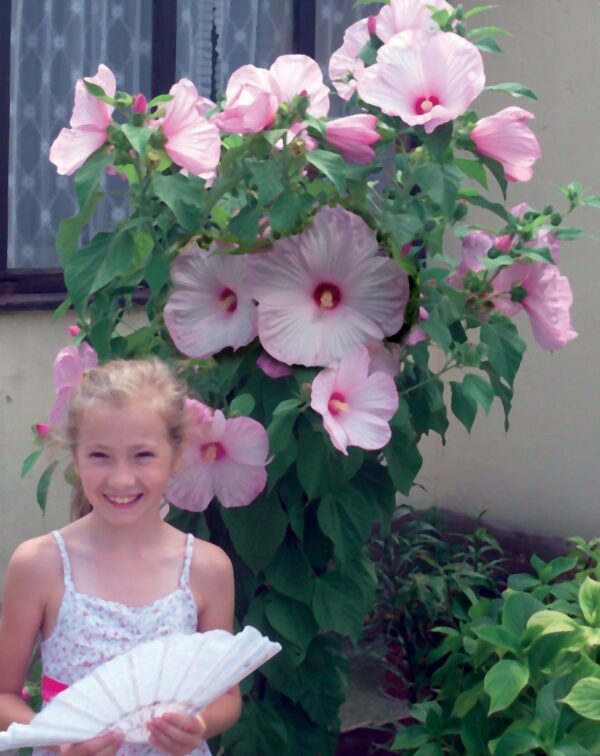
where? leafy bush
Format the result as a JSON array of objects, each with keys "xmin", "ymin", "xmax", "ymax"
[
  {"xmin": 392, "ymin": 538, "xmax": 600, "ymax": 755},
  {"xmin": 364, "ymin": 506, "xmax": 505, "ymax": 699}
]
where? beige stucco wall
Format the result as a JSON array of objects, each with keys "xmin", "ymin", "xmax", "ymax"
[
  {"xmin": 416, "ymin": 0, "xmax": 600, "ymax": 535},
  {"xmin": 1, "ymin": 0, "xmax": 599, "ymax": 581},
  {"xmin": 0, "ymin": 313, "xmax": 72, "ymax": 576}
]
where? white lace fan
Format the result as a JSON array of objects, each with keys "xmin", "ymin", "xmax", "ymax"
[{"xmin": 0, "ymin": 626, "xmax": 281, "ymax": 749}]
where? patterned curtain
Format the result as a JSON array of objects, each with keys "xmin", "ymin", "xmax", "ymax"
[{"xmin": 8, "ymin": 0, "xmax": 375, "ymax": 268}]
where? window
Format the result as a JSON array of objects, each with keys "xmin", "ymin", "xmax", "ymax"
[{"xmin": 1, "ymin": 0, "xmax": 374, "ymax": 310}]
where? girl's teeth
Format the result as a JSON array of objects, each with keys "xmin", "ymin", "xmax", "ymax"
[{"xmin": 109, "ymin": 495, "xmax": 138, "ymax": 504}]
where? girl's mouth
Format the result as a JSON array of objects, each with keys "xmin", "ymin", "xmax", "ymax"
[{"xmin": 104, "ymin": 494, "xmax": 143, "ymax": 509}]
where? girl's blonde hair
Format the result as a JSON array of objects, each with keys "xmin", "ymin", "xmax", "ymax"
[{"xmin": 64, "ymin": 358, "xmax": 188, "ymax": 521}]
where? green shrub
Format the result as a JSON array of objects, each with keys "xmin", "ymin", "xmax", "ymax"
[{"xmin": 393, "ymin": 538, "xmax": 600, "ymax": 755}]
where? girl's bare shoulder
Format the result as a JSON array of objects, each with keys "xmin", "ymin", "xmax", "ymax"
[
  {"xmin": 189, "ymin": 536, "xmax": 233, "ymax": 587},
  {"xmin": 4, "ymin": 533, "xmax": 62, "ymax": 596}
]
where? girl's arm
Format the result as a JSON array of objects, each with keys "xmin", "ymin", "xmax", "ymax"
[
  {"xmin": 0, "ymin": 539, "xmax": 49, "ymax": 729},
  {"xmin": 148, "ymin": 541, "xmax": 242, "ymax": 753}
]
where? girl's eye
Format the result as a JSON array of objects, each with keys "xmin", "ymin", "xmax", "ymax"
[
  {"xmin": 89, "ymin": 452, "xmax": 108, "ymax": 459},
  {"xmin": 136, "ymin": 451, "xmax": 155, "ymax": 459}
]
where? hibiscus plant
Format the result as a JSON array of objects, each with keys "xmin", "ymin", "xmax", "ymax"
[{"xmin": 29, "ymin": 0, "xmax": 598, "ymax": 753}]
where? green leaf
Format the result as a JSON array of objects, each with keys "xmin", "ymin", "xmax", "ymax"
[
  {"xmin": 220, "ymin": 493, "xmax": 288, "ymax": 574},
  {"xmin": 425, "ymin": 121, "xmax": 453, "ymax": 161},
  {"xmin": 121, "ymin": 123, "xmax": 154, "ymax": 156},
  {"xmin": 64, "ymin": 230, "xmax": 136, "ymax": 313},
  {"xmin": 502, "ymin": 591, "xmax": 545, "ymax": 635},
  {"xmin": 295, "ymin": 421, "xmax": 363, "ymax": 499},
  {"xmin": 267, "ymin": 398, "xmax": 303, "ymax": 455},
  {"xmin": 312, "ymin": 571, "xmax": 369, "ymax": 642},
  {"xmin": 414, "ymin": 162, "xmax": 463, "ymax": 217},
  {"xmin": 56, "ymin": 192, "xmax": 104, "ymax": 266},
  {"xmin": 250, "ymin": 161, "xmax": 284, "ymax": 204},
  {"xmin": 382, "ymin": 207, "xmax": 423, "ymax": 254},
  {"xmin": 221, "ymin": 699, "xmax": 289, "ymax": 756},
  {"xmin": 450, "ymin": 380, "xmax": 477, "ymax": 432},
  {"xmin": 144, "ymin": 254, "xmax": 171, "ymax": 298},
  {"xmin": 228, "ymin": 202, "xmax": 262, "ymax": 243},
  {"xmin": 317, "ymin": 486, "xmax": 374, "ymax": 566},
  {"xmin": 391, "ymin": 725, "xmax": 431, "ymax": 749},
  {"xmin": 296, "ymin": 636, "xmax": 348, "ymax": 727},
  {"xmin": 384, "ymin": 404, "xmax": 423, "ymax": 495},
  {"xmin": 268, "ymin": 189, "xmax": 305, "ymax": 236},
  {"xmin": 486, "ymin": 82, "xmax": 538, "ymax": 100},
  {"xmin": 493, "ymin": 728, "xmax": 543, "ymax": 756},
  {"xmin": 484, "ymin": 659, "xmax": 529, "ymax": 714},
  {"xmin": 152, "ymin": 172, "xmax": 206, "ymax": 230},
  {"xmin": 421, "ymin": 314, "xmax": 452, "ymax": 350},
  {"xmin": 480, "ymin": 316, "xmax": 526, "ymax": 385},
  {"xmin": 474, "ymin": 35, "xmax": 503, "ymax": 53},
  {"xmin": 74, "ymin": 149, "xmax": 113, "ymax": 210},
  {"xmin": 472, "ymin": 625, "xmax": 520, "ymax": 654},
  {"xmin": 452, "ymin": 372, "xmax": 496, "ymax": 429},
  {"xmin": 464, "ymin": 5, "xmax": 498, "ymax": 20},
  {"xmin": 265, "ymin": 592, "xmax": 318, "ymax": 651},
  {"xmin": 553, "ymin": 226, "xmax": 585, "ymax": 241},
  {"xmin": 454, "ymin": 157, "xmax": 488, "ymax": 189},
  {"xmin": 21, "ymin": 449, "xmax": 43, "ymax": 478},
  {"xmin": 579, "ymin": 577, "xmax": 600, "ymax": 626},
  {"xmin": 305, "ymin": 150, "xmax": 346, "ymax": 192},
  {"xmin": 580, "ymin": 195, "xmax": 600, "ymax": 208},
  {"xmin": 37, "ymin": 461, "xmax": 59, "ymax": 513},
  {"xmin": 264, "ymin": 539, "xmax": 314, "ymax": 604},
  {"xmin": 459, "ymin": 187, "xmax": 512, "ymax": 222},
  {"xmin": 562, "ymin": 678, "xmax": 600, "ymax": 720},
  {"xmin": 229, "ymin": 393, "xmax": 256, "ymax": 417},
  {"xmin": 479, "ymin": 154, "xmax": 508, "ymax": 198}
]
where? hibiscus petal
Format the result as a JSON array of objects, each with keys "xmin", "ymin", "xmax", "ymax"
[
  {"xmin": 49, "ymin": 126, "xmax": 108, "ymax": 175},
  {"xmin": 213, "ymin": 459, "xmax": 267, "ymax": 508},
  {"xmin": 70, "ymin": 64, "xmax": 116, "ymax": 129}
]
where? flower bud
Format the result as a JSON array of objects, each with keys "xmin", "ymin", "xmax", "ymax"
[
  {"xmin": 35, "ymin": 422, "xmax": 52, "ymax": 439},
  {"xmin": 367, "ymin": 15, "xmax": 378, "ymax": 37},
  {"xmin": 551, "ymin": 212, "xmax": 562, "ymax": 226},
  {"xmin": 132, "ymin": 93, "xmax": 148, "ymax": 114},
  {"xmin": 68, "ymin": 325, "xmax": 81, "ymax": 337}
]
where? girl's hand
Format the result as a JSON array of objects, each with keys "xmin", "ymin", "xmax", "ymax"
[
  {"xmin": 56, "ymin": 730, "xmax": 124, "ymax": 756},
  {"xmin": 147, "ymin": 711, "xmax": 207, "ymax": 755}
]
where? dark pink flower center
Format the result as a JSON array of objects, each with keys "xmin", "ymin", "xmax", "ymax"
[
  {"xmin": 415, "ymin": 95, "xmax": 440, "ymax": 115},
  {"xmin": 328, "ymin": 391, "xmax": 350, "ymax": 416},
  {"xmin": 218, "ymin": 287, "xmax": 238, "ymax": 313},
  {"xmin": 313, "ymin": 282, "xmax": 342, "ymax": 310},
  {"xmin": 201, "ymin": 442, "xmax": 225, "ymax": 462}
]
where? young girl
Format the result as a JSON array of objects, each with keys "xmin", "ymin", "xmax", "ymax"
[{"xmin": 0, "ymin": 358, "xmax": 242, "ymax": 755}]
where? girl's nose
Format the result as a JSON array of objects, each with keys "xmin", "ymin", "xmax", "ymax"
[{"xmin": 109, "ymin": 463, "xmax": 136, "ymax": 488}]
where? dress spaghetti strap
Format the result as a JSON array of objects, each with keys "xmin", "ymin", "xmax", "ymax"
[
  {"xmin": 179, "ymin": 533, "xmax": 195, "ymax": 589},
  {"xmin": 51, "ymin": 530, "xmax": 74, "ymax": 591}
]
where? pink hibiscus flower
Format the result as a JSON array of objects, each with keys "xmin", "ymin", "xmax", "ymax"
[
  {"xmin": 166, "ymin": 409, "xmax": 268, "ymax": 510},
  {"xmin": 248, "ymin": 206, "xmax": 409, "ymax": 367},
  {"xmin": 49, "ymin": 64, "xmax": 116, "ymax": 175},
  {"xmin": 164, "ymin": 240, "xmax": 258, "ymax": 359},
  {"xmin": 311, "ymin": 345, "xmax": 399, "ymax": 455},
  {"xmin": 214, "ymin": 55, "xmax": 330, "ymax": 134},
  {"xmin": 257, "ymin": 353, "xmax": 293, "ymax": 379},
  {"xmin": 376, "ymin": 0, "xmax": 454, "ymax": 42},
  {"xmin": 328, "ymin": 18, "xmax": 370, "ymax": 101},
  {"xmin": 325, "ymin": 114, "xmax": 380, "ymax": 164},
  {"xmin": 448, "ymin": 230, "xmax": 495, "ymax": 287},
  {"xmin": 470, "ymin": 107, "xmax": 542, "ymax": 182},
  {"xmin": 160, "ymin": 79, "xmax": 221, "ymax": 177},
  {"xmin": 492, "ymin": 262, "xmax": 577, "ymax": 351},
  {"xmin": 50, "ymin": 341, "xmax": 99, "ymax": 428},
  {"xmin": 357, "ymin": 30, "xmax": 485, "ymax": 133}
]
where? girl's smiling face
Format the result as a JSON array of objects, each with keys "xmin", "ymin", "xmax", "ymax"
[{"xmin": 73, "ymin": 399, "xmax": 179, "ymax": 523}]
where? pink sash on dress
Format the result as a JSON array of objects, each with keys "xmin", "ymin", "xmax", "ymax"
[{"xmin": 41, "ymin": 674, "xmax": 69, "ymax": 702}]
